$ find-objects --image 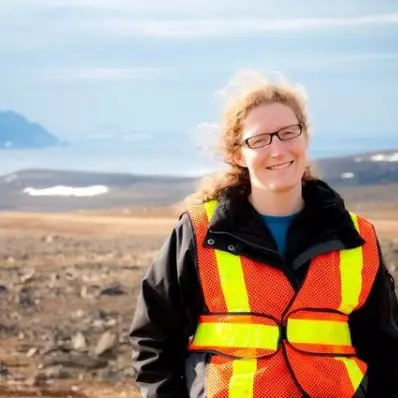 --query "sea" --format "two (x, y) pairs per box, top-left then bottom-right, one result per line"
(0, 133), (397, 177)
